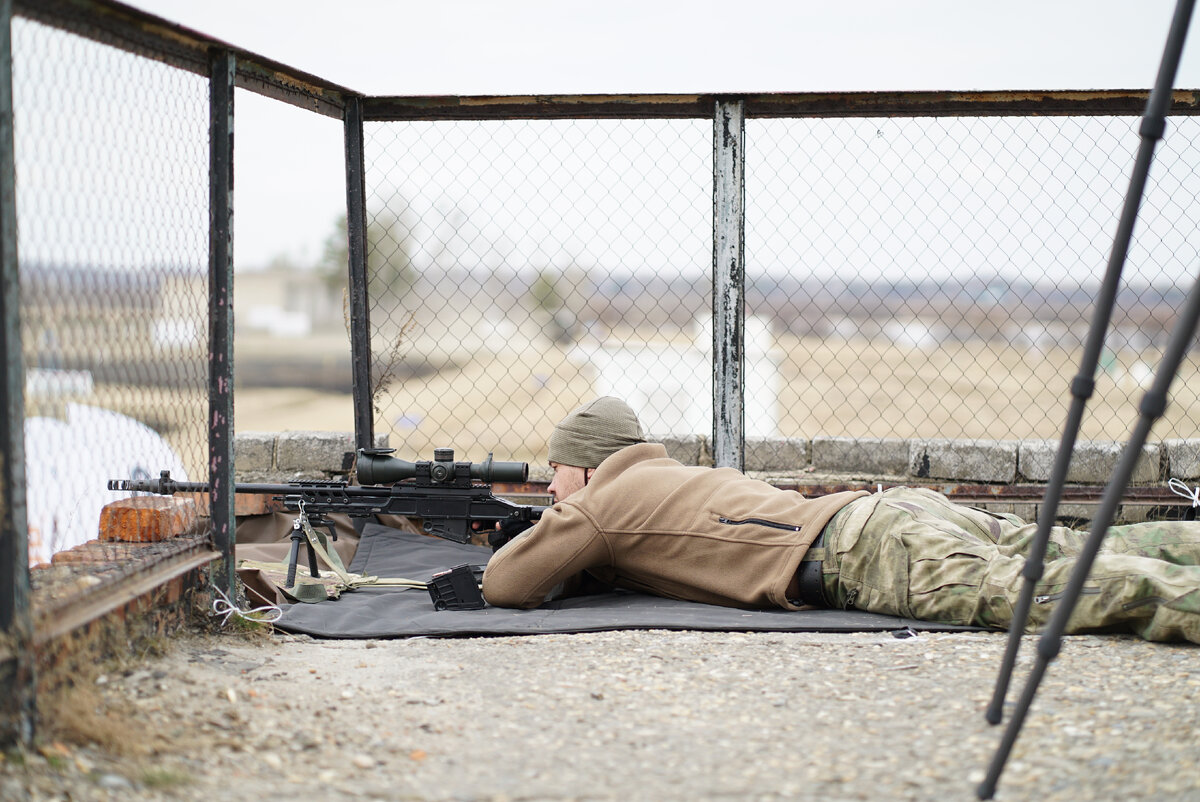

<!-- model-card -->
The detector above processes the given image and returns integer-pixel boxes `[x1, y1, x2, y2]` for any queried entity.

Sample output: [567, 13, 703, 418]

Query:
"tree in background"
[530, 264, 593, 345]
[318, 208, 416, 307]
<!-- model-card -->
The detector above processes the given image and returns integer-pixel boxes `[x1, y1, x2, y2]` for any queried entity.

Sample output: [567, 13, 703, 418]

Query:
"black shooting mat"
[273, 523, 983, 639]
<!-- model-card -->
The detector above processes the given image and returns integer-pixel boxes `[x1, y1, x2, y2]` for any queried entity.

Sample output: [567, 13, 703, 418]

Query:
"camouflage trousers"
[819, 486, 1200, 643]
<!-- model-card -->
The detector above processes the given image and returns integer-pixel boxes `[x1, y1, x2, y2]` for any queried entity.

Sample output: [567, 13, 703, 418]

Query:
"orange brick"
[99, 496, 198, 542]
[50, 542, 102, 564]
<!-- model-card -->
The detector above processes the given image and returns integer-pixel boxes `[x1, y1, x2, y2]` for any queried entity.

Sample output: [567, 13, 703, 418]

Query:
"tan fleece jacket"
[482, 443, 867, 610]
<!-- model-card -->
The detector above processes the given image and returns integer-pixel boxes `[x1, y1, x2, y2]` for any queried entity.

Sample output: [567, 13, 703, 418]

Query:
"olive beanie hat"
[547, 397, 646, 469]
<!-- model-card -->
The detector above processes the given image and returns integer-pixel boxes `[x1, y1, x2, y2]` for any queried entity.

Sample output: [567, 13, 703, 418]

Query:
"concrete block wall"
[652, 433, 1200, 525]
[247, 430, 1200, 487]
[245, 431, 1200, 524]
[653, 433, 1195, 486]
[234, 431, 391, 481]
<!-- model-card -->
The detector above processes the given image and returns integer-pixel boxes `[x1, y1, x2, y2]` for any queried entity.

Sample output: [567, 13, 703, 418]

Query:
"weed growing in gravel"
[226, 615, 272, 636]
[141, 766, 192, 789]
[41, 682, 144, 757]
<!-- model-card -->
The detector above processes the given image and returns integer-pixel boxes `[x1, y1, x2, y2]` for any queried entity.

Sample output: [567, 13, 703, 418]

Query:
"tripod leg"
[979, 255, 1200, 800]
[984, 0, 1197, 728]
[986, 379, 1089, 725]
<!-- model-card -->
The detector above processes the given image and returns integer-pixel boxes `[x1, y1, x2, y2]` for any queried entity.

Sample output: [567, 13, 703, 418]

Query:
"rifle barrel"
[107, 476, 351, 496]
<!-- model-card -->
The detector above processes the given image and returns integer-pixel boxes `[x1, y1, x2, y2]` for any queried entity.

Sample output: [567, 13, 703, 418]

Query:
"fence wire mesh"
[364, 119, 712, 463]
[364, 111, 1200, 466]
[13, 1, 1200, 567]
[13, 17, 210, 566]
[748, 114, 1200, 461]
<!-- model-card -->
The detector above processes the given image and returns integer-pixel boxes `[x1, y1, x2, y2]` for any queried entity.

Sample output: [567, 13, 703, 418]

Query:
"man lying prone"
[483, 397, 1200, 644]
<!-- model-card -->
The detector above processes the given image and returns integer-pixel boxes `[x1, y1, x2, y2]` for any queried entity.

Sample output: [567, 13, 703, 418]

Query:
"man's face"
[547, 462, 590, 503]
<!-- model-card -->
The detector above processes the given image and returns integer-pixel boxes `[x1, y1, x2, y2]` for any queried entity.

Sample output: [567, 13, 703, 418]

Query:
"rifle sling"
[239, 517, 428, 604]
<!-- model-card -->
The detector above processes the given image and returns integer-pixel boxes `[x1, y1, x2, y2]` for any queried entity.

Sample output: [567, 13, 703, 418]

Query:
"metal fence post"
[0, 0, 34, 747]
[345, 96, 373, 452]
[712, 98, 746, 470]
[208, 48, 236, 599]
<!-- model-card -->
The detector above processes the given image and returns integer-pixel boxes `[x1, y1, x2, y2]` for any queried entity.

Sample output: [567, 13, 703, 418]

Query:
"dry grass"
[773, 335, 1200, 442]
[295, 336, 1200, 460]
[55, 334, 1200, 470]
[39, 677, 148, 758]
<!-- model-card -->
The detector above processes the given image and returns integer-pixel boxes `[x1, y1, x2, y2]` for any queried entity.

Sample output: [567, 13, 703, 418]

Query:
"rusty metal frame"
[344, 96, 373, 452]
[712, 99, 746, 470]
[508, 478, 1197, 511]
[14, 0, 355, 118]
[361, 89, 1200, 121]
[208, 47, 236, 601]
[0, 0, 33, 747]
[33, 544, 218, 645]
[11, 0, 1199, 130]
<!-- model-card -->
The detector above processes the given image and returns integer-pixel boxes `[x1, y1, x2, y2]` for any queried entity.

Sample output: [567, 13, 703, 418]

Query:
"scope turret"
[356, 448, 528, 486]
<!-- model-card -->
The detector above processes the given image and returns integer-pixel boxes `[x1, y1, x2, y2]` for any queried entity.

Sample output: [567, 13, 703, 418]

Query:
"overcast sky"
[116, 1, 1200, 270]
[127, 1, 1200, 96]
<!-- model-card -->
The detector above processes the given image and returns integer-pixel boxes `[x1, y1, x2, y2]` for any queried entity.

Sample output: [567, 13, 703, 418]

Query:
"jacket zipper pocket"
[719, 516, 801, 532]
[1035, 587, 1100, 604]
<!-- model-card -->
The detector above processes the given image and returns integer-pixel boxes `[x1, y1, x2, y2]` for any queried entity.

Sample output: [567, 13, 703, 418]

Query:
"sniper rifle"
[108, 447, 545, 593]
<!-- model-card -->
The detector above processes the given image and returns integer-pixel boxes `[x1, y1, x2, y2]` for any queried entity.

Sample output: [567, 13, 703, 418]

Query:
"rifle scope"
[356, 448, 528, 486]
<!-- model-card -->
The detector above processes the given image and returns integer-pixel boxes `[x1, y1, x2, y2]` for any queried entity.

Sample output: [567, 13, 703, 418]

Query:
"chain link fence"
[10, 3, 1200, 559]
[363, 109, 1200, 464]
[364, 118, 713, 463]
[13, 15, 210, 566]
[749, 114, 1200, 452]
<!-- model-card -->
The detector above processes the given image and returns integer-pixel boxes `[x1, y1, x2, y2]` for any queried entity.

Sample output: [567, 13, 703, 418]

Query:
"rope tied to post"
[1168, 477, 1200, 508]
[210, 585, 283, 626]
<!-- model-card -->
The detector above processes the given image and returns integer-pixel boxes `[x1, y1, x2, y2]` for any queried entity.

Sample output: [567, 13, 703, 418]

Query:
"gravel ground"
[3, 627, 1199, 801]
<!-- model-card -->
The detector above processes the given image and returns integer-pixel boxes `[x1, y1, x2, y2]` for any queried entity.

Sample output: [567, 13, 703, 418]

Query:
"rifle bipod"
[283, 507, 338, 592]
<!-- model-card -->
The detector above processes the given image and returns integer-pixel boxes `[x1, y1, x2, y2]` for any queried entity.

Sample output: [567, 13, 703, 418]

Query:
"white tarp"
[24, 403, 188, 565]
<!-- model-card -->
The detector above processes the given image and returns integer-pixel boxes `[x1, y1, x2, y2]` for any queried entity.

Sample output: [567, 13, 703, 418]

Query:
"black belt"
[795, 530, 826, 607]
